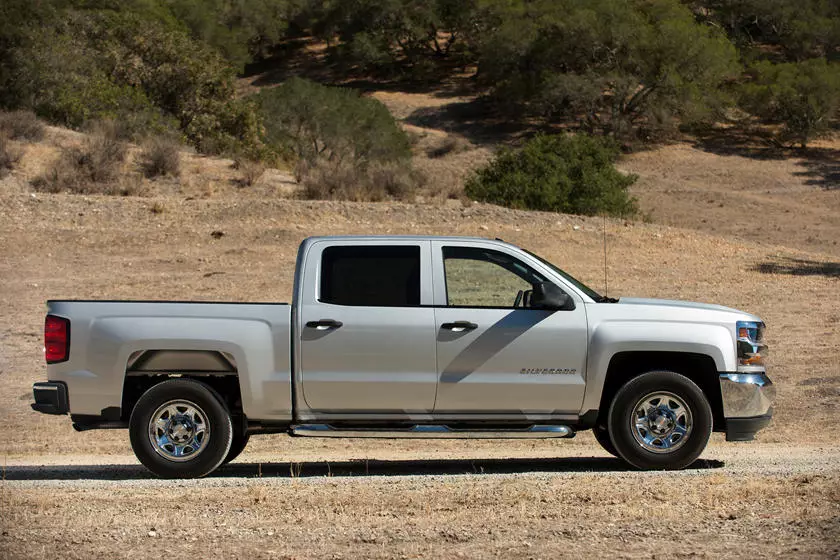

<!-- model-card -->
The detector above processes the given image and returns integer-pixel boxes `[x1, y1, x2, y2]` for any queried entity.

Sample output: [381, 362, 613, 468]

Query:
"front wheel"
[223, 431, 250, 465]
[129, 379, 233, 478]
[608, 371, 712, 470]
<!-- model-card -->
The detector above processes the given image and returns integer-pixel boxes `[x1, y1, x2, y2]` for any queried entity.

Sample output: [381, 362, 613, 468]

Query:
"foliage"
[253, 78, 411, 166]
[476, 0, 740, 139]
[684, 0, 840, 61]
[167, 0, 296, 69]
[0, 1, 264, 156]
[740, 59, 840, 148]
[303, 0, 481, 76]
[465, 134, 638, 217]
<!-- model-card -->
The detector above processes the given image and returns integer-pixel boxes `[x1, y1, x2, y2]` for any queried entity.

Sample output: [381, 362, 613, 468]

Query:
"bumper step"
[31, 382, 69, 415]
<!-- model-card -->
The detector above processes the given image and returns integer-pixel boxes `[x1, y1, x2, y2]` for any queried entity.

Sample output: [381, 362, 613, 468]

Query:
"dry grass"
[234, 157, 265, 187]
[31, 124, 130, 195]
[0, 133, 23, 178]
[300, 160, 424, 202]
[139, 136, 181, 179]
[0, 110, 45, 142]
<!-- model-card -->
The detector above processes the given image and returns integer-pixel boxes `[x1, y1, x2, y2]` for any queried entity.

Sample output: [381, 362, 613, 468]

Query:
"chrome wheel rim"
[148, 400, 210, 462]
[631, 391, 692, 453]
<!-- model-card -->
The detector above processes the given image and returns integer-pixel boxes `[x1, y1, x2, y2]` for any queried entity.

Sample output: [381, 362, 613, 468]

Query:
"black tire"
[607, 370, 712, 470]
[129, 379, 233, 479]
[592, 425, 619, 457]
[223, 431, 250, 465]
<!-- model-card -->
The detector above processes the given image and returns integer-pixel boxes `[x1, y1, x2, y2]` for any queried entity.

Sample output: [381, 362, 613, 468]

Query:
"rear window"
[320, 245, 421, 307]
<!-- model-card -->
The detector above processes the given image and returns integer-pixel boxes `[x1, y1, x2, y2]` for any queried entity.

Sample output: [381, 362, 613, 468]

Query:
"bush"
[140, 136, 182, 178]
[301, 161, 423, 202]
[33, 124, 129, 194]
[465, 134, 638, 217]
[2, 5, 264, 157]
[234, 157, 265, 187]
[740, 59, 840, 148]
[476, 0, 739, 139]
[253, 78, 411, 167]
[0, 110, 45, 141]
[0, 133, 23, 178]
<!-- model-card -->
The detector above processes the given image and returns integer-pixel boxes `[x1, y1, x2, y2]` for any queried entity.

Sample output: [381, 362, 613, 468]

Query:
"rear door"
[297, 240, 438, 413]
[431, 241, 588, 414]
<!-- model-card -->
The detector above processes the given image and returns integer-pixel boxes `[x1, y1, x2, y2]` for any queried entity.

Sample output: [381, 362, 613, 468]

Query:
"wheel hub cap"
[631, 392, 692, 453]
[148, 400, 210, 462]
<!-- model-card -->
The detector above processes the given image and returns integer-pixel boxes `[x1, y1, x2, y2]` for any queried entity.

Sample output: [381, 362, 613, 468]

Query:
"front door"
[297, 241, 438, 413]
[431, 242, 588, 414]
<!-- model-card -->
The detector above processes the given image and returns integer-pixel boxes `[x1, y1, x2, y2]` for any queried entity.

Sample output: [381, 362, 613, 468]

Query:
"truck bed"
[45, 299, 294, 421]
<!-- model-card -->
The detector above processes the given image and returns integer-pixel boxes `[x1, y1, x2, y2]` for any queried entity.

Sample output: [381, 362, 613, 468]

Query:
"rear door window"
[320, 245, 421, 307]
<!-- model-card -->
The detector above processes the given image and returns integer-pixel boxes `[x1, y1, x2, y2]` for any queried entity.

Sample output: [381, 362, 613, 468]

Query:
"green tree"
[683, 0, 840, 61]
[252, 77, 410, 165]
[476, 0, 740, 139]
[741, 59, 840, 147]
[465, 134, 638, 217]
[0, 1, 264, 155]
[166, 0, 296, 69]
[303, 0, 480, 76]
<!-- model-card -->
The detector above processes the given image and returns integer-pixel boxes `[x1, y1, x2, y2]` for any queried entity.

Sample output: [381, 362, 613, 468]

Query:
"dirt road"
[2, 443, 839, 559]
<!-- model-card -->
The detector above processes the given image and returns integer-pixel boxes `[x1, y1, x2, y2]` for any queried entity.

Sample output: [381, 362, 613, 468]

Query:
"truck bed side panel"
[46, 301, 292, 421]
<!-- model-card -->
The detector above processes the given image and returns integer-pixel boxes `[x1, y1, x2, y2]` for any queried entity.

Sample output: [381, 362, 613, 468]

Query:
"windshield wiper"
[596, 296, 619, 303]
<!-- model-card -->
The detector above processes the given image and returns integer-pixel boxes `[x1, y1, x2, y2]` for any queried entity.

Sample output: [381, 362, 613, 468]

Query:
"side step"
[290, 424, 575, 439]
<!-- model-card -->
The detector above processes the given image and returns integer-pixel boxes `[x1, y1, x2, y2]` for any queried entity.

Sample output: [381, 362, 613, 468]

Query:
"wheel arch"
[595, 351, 725, 432]
[122, 350, 243, 427]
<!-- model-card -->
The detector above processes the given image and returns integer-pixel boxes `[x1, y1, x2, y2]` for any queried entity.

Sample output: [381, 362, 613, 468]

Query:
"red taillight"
[45, 315, 70, 363]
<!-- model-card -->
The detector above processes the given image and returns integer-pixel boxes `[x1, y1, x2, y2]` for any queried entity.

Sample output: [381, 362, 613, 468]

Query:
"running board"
[290, 424, 575, 439]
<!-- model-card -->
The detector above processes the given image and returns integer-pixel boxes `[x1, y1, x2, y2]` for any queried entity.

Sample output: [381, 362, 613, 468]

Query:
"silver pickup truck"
[32, 236, 774, 478]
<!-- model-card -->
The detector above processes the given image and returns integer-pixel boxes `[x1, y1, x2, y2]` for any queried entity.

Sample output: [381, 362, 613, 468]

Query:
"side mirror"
[531, 282, 575, 311]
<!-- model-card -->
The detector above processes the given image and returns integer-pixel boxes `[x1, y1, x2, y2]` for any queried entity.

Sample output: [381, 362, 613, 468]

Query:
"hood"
[617, 297, 761, 320]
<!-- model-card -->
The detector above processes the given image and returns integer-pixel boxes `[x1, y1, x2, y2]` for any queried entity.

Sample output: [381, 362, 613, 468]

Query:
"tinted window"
[321, 246, 420, 307]
[443, 247, 548, 308]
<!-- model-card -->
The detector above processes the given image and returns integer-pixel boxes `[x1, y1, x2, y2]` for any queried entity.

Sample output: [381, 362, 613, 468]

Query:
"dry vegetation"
[0, 101, 839, 558]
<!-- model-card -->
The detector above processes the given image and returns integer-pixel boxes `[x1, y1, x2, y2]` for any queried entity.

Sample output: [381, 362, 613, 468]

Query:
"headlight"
[737, 320, 767, 368]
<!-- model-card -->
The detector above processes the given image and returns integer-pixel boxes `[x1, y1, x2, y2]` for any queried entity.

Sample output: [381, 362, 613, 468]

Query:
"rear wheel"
[592, 425, 618, 457]
[608, 370, 712, 470]
[129, 379, 232, 479]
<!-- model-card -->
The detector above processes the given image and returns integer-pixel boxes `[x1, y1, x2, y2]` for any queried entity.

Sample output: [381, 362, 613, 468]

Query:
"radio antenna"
[603, 214, 608, 298]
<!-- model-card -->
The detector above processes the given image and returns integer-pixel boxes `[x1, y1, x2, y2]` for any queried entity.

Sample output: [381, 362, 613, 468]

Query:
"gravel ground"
[2, 444, 839, 559]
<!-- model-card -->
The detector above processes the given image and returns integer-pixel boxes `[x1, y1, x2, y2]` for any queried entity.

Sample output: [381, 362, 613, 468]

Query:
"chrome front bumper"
[719, 372, 775, 441]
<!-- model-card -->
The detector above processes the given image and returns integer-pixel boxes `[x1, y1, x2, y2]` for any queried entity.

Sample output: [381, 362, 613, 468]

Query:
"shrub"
[252, 78, 411, 167]
[740, 59, 840, 148]
[464, 134, 638, 217]
[234, 157, 265, 187]
[476, 0, 739, 139]
[33, 124, 128, 194]
[301, 161, 422, 202]
[0, 110, 45, 141]
[0, 133, 23, 178]
[140, 136, 182, 178]
[2, 6, 264, 157]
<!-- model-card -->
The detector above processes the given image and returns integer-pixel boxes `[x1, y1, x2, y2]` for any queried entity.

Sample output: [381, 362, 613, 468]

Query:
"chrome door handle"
[441, 321, 478, 332]
[306, 319, 343, 330]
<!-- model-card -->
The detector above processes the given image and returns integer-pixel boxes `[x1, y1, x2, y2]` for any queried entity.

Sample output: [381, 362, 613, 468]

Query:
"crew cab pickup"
[32, 236, 775, 478]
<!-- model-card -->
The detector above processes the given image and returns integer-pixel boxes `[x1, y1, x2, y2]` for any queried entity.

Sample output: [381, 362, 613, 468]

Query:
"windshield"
[520, 247, 608, 302]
